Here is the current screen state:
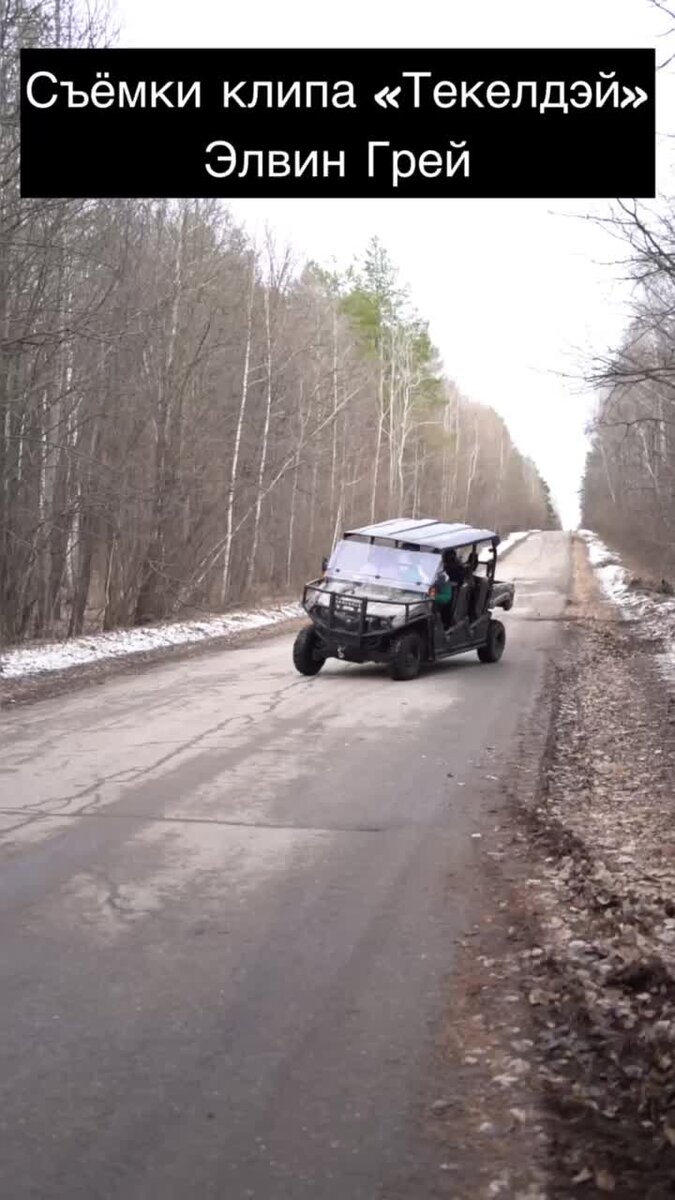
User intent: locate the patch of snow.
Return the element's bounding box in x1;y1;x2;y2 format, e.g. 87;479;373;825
1;604;303;680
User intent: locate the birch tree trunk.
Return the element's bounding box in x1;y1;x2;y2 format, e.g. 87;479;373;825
221;252;257;606
370;338;385;521
246;282;273;593
464;419;479;518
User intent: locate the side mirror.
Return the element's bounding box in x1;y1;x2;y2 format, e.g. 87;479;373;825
321;557;328;573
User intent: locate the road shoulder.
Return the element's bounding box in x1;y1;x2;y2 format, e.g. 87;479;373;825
426;534;675;1197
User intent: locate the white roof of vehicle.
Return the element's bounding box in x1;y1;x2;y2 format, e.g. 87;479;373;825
344;518;499;550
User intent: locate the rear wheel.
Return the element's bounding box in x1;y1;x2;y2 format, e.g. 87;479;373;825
477;619;506;663
293;626;325;676
389;632;423;681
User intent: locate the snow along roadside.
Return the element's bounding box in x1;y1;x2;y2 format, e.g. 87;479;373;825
0;604;304;680
577;528;675;621
577;528;635;607
0;530;533;682
578;527;675;676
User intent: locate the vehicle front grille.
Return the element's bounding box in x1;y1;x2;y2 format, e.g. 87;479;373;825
311;606;389;634
331;612;360;631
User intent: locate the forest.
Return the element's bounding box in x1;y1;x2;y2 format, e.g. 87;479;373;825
0;0;559;646
581;196;675;579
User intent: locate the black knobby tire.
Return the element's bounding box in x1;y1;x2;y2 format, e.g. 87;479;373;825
293;626;325;676
389;632;423;681
477;619;506;663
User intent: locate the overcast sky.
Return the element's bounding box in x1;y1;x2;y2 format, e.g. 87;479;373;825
111;0;675;529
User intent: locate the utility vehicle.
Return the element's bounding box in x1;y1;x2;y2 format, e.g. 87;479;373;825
292;518;515;681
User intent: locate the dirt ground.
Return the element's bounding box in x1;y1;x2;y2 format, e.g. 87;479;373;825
429;535;675;1197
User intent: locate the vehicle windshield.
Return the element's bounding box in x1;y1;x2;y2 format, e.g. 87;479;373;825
326;540;440;591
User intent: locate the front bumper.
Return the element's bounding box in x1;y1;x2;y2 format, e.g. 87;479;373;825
302;580;430;651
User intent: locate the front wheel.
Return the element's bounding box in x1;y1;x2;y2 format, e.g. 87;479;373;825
293;626;325;676
477;619;506;663
389;632;423;681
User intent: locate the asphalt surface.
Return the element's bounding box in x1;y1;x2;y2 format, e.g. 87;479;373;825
0;531;572;1199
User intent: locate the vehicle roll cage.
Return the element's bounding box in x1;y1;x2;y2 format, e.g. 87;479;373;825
322;532;500;581
303;532;500;646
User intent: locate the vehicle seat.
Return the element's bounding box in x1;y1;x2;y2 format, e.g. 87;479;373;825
470;576;490;619
450;582;471;624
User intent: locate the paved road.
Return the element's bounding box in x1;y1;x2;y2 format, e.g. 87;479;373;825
0;532;571;1199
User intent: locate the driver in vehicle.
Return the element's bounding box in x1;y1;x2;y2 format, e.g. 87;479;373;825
434;548;470;627
443;548;469;586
